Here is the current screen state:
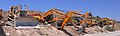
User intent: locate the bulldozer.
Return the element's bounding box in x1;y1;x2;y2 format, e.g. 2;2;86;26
5;4;40;28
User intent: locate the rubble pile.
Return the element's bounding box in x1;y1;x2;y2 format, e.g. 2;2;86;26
2;26;67;36
0;24;120;36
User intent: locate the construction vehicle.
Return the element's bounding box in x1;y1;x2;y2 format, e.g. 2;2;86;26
66;11;91;26
27;8;65;24
27;8;85;29
50;11;85;29
46;11;92;30
74;12;116;33
71;11;94;33
97;18;116;27
83;16;115;27
42;8;65;24
5;4;39;28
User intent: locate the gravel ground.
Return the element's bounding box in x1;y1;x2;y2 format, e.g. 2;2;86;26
82;30;120;36
0;23;120;36
1;26;68;36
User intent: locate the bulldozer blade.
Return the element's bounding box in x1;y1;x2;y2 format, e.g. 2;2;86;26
15;17;40;28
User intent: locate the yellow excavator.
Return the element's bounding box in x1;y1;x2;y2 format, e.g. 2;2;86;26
28;8;65;24
50;11;84;29
35;10;92;29
72;11;95;33
28;8;85;29
61;11;82;29
75;12;116;33
97;18;116;27
47;11;92;30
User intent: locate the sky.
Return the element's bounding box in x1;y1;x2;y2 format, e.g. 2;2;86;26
0;0;120;20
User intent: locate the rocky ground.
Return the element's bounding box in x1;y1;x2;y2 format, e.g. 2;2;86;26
82;30;120;36
0;23;120;36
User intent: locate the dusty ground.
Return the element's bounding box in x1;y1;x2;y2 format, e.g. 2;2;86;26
1;26;68;36
0;23;120;36
82;30;120;36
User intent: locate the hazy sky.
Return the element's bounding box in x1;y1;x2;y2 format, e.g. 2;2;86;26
0;0;120;20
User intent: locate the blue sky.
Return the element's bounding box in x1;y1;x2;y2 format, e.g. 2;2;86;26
0;0;120;20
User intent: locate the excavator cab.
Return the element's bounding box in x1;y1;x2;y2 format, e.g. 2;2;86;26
43;14;54;24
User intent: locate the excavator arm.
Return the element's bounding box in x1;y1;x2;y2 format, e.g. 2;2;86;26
42;8;65;22
27;14;43;20
61;12;72;29
80;11;91;26
43;8;64;18
61;11;83;29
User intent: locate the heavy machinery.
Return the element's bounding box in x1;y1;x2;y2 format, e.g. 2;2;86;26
45;10;91;30
82;16;115;27
66;11;91;27
42;8;65;24
70;11;94;33
68;11;116;34
51;11;85;29
28;8;65;24
74;12;116;33
97;18;116;27
27;9;81;29
27;8;85;29
5;4;39;28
